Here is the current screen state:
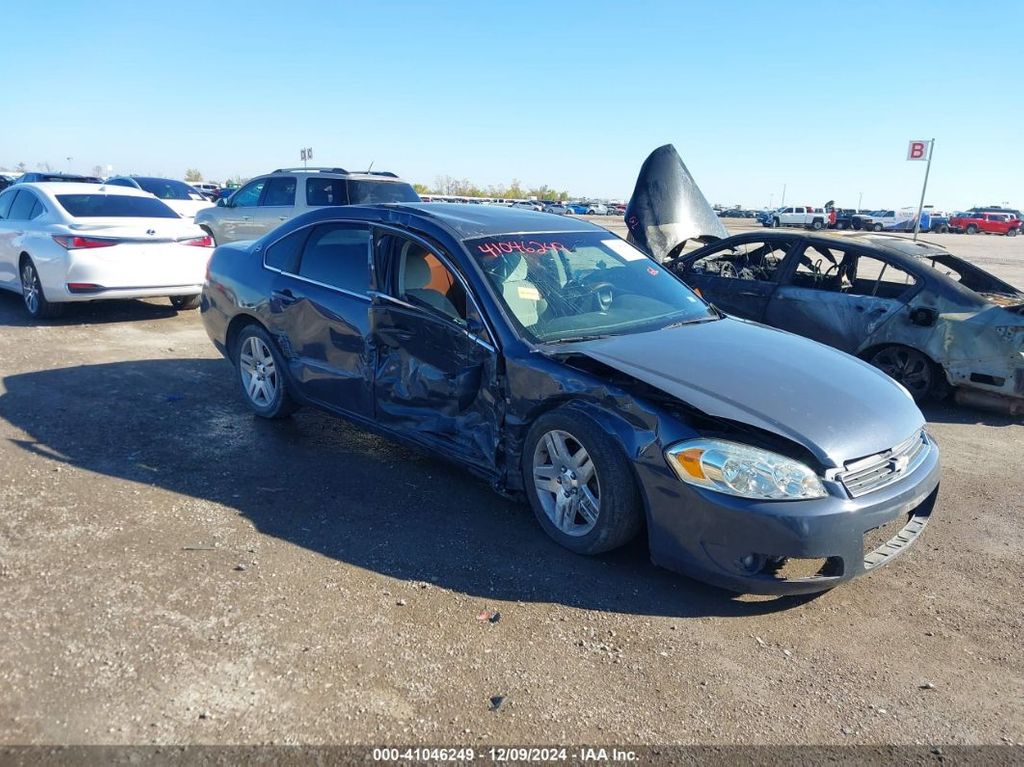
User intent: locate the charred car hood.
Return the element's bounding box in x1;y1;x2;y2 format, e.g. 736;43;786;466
624;144;727;262
567;319;924;467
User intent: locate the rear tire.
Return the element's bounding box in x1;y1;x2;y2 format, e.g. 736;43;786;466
170;294;201;310
20;257;63;319
811;219;824;230
868;345;937;402
872;223;883;232
233;324;298;419
522;409;643;555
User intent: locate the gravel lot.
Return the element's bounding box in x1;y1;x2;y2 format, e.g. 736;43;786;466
0;219;1021;747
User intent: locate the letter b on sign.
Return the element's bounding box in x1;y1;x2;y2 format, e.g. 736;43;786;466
907;140;929;161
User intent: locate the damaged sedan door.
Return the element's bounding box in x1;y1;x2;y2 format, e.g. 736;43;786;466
369;231;503;473
265;221;374;418
765;242;920;353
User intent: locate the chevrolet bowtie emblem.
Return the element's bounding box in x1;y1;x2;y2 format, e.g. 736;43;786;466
891;455;910;474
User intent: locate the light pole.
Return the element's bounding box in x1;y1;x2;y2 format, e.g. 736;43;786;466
857;191;863;210
780;184;786;207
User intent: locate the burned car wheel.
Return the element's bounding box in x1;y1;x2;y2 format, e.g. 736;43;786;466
869;346;935;402
523;410;642;556
234;325;298;419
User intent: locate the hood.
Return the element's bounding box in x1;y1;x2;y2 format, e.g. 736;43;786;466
567;318;924;467
160;199;215;219
624;144;727;262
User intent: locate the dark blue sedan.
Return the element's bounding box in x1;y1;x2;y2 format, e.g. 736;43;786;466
201;203;940;595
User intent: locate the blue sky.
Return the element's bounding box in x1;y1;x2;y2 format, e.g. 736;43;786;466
3;1;1021;209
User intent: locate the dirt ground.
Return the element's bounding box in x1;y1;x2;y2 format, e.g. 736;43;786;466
0;219;1021;747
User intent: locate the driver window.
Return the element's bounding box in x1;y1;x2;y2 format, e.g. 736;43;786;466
231;179;266;207
392;238;469;325
690;239;790;282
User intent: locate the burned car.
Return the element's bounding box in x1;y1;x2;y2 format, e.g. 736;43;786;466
672;232;1024;413
202;203;939;594
627;145;1024;415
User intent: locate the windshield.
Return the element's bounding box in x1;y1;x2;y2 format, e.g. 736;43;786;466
347;180;420;204
56;194;180;218
466;231;718;342
135;178;205;201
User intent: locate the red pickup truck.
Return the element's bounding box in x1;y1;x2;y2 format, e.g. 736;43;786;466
948;212;1021;236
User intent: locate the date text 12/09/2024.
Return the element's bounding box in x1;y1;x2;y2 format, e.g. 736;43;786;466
371;746;640;762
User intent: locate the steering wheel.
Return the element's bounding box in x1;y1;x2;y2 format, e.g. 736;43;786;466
562;276;616;313
719;261;738;278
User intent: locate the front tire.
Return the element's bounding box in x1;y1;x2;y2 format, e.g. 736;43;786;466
872;223;883;232
771;218;781;228
869;345;937;402
20;258;63;319
234;325;298;418
522;409;642;555
1008;228;1018;238
966;224;978;234
170;294;201;310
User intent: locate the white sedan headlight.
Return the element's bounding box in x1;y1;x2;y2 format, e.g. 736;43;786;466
665;439;827;500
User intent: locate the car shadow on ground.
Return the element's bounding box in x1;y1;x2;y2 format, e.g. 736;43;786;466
921;399;1021;427
0;290;180;327
0;358;820;619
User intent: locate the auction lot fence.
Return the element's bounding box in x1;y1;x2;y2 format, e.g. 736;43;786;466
1;746;1022;766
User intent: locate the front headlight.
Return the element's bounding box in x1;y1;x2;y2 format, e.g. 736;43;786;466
665;438;827;501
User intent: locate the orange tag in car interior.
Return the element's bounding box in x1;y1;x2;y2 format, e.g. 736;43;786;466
517;285;541;301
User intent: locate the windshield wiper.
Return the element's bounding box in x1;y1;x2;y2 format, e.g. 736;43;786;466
545;334;611;344
660;315;721;330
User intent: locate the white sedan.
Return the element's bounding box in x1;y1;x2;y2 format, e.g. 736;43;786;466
103;176;214;220
0;182;213;318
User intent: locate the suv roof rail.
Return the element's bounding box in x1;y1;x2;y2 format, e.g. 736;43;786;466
365;171;398;178
271;166;349;174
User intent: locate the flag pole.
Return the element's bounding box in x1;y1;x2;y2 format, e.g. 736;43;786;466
912;139;935;242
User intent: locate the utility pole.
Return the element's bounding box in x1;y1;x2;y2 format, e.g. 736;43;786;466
858;191;863;210
780;184;786;207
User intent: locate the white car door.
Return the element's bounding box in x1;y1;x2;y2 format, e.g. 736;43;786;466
0;188;25;287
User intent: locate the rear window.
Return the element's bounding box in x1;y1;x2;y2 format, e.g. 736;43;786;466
56;194;180;218
347;180;420;204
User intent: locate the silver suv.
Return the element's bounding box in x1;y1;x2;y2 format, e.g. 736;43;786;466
195;167;420;244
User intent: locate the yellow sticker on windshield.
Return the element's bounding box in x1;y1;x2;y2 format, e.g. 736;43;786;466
517;285;541;301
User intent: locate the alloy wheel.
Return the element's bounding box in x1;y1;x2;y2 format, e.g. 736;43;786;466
532;429;601;537
239;335;279;407
871;347;933;399
21;262;40;315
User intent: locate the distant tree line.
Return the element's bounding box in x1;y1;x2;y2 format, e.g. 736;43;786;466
416;175;570;201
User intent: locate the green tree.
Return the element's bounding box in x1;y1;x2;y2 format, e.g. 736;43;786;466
184;168;203;182
412;182;431;195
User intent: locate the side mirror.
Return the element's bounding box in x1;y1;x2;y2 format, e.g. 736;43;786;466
216;197;229;207
909;307;937;327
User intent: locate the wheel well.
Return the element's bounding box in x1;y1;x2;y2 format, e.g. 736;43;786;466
224;314;264;361
18;251;31;268
858;343;943;375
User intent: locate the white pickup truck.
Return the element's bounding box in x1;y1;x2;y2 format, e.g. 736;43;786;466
768;206;829;230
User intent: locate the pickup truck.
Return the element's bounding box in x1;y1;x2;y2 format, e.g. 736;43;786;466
766;206;829;230
948;212;1021;236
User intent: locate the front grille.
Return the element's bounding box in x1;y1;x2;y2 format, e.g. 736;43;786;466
863;513;929;570
838;430;929;498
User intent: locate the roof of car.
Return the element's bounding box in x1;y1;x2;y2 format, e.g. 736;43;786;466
729;229;952;259
383;202;600;238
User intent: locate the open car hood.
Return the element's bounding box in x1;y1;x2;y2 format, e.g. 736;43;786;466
567;319;925;467
624;144;727;262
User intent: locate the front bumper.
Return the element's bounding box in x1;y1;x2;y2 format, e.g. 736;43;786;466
644;436;941;595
